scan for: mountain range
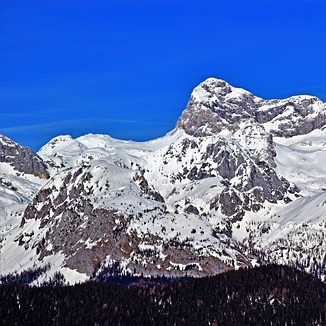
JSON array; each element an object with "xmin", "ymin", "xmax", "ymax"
[{"xmin": 1, "ymin": 77, "xmax": 325, "ymax": 284}]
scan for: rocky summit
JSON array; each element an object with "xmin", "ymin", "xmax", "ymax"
[
  {"xmin": 0, "ymin": 78, "xmax": 325, "ymax": 284},
  {"xmin": 177, "ymin": 78, "xmax": 326, "ymax": 138}
]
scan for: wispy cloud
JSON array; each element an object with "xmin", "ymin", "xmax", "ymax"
[
  {"xmin": 0, "ymin": 112, "xmax": 56, "ymax": 120},
  {"xmin": 0, "ymin": 119, "xmax": 128, "ymax": 134},
  {"xmin": 0, "ymin": 117, "xmax": 172, "ymax": 135}
]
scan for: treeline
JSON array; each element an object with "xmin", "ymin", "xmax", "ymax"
[
  {"xmin": 0, "ymin": 264, "xmax": 325, "ymax": 325},
  {"xmin": 0, "ymin": 265, "xmax": 66, "ymax": 287},
  {"xmin": 90, "ymin": 261, "xmax": 183, "ymax": 286},
  {"xmin": 0, "ymin": 264, "xmax": 51, "ymax": 285}
]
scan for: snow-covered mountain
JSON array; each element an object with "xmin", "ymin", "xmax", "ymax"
[{"xmin": 1, "ymin": 78, "xmax": 325, "ymax": 284}]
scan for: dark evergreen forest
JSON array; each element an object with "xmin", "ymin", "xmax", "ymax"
[{"xmin": 0, "ymin": 264, "xmax": 325, "ymax": 325}]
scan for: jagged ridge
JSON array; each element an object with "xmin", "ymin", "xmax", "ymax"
[
  {"xmin": 177, "ymin": 78, "xmax": 326, "ymax": 137},
  {"xmin": 1, "ymin": 78, "xmax": 326, "ymax": 284}
]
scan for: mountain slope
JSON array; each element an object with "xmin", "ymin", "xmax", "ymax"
[{"xmin": 1, "ymin": 78, "xmax": 326, "ymax": 283}]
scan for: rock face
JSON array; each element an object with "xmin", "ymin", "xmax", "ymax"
[
  {"xmin": 0, "ymin": 134, "xmax": 49, "ymax": 179},
  {"xmin": 1, "ymin": 78, "xmax": 326, "ymax": 284},
  {"xmin": 176, "ymin": 78, "xmax": 326, "ymax": 138}
]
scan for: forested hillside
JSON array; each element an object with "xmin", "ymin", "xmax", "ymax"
[{"xmin": 0, "ymin": 265, "xmax": 325, "ymax": 325}]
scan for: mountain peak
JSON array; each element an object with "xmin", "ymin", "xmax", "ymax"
[
  {"xmin": 1, "ymin": 79, "xmax": 326, "ymax": 284},
  {"xmin": 193, "ymin": 78, "xmax": 252, "ymax": 100},
  {"xmin": 0, "ymin": 134, "xmax": 49, "ymax": 179},
  {"xmin": 176, "ymin": 78, "xmax": 326, "ymax": 138}
]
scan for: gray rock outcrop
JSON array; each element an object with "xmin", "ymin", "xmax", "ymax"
[{"xmin": 0, "ymin": 134, "xmax": 49, "ymax": 179}]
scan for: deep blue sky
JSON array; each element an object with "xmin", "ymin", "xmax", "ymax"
[{"xmin": 1, "ymin": 0, "xmax": 326, "ymax": 151}]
